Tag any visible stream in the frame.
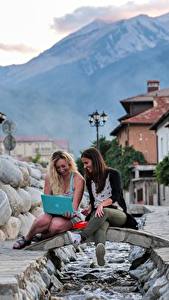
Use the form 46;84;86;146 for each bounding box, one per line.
51;241;143;300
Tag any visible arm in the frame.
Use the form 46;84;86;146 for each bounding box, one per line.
109;169;127;212
44;175;52;195
95;198;112;217
109;169;122;202
72;173;85;211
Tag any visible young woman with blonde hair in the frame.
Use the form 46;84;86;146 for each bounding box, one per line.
13;150;85;249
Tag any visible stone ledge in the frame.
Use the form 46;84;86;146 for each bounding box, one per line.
0;276;18;297
25;226;169;252
151;248;169;275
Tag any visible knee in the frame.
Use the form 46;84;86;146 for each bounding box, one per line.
48;220;62;234
35;214;52;227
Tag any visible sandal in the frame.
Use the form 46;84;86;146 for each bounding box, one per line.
13;236;31;249
32;233;44;243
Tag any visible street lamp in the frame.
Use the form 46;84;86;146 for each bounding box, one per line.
88;110;108;149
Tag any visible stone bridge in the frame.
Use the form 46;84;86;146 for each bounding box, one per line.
26;204;169;251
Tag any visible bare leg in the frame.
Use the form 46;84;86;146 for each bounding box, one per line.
46;216;73;238
26;213;53;241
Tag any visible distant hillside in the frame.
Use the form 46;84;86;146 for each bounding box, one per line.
0;12;169;155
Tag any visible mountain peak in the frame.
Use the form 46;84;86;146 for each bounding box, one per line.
1;12;169;153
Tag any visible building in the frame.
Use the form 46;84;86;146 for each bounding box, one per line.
129;164;158;206
0;136;69;162
110;80;169;164
110;80;169;205
151;109;169;205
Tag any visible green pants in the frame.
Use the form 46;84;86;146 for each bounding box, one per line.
81;208;127;245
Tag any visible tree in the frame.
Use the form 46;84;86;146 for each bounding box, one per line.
105;138;122;169
91;136;112;160
119;146;146;189
77;137;146;190
155;155;169;186
32;152;41;163
106;139;146;189
76;136;112;173
76;157;84;176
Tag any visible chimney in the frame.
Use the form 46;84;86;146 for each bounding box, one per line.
147;80;160;93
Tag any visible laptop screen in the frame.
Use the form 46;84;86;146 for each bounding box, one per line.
41;194;74;215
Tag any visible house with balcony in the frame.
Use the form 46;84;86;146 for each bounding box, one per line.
110;80;169;205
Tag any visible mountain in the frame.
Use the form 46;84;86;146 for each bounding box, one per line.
1;12;169;155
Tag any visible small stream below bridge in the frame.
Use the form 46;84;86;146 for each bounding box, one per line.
51;241;143;300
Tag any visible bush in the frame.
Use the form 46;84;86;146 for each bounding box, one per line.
155;155;169;186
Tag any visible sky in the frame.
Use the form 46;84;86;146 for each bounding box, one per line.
0;0;169;66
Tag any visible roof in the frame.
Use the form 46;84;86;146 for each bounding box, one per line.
122;96;169;125
121;87;169;103
0;135;69;147
150;109;169;130
110;123;125;136
120;87;169;112
53;139;69;149
110;96;169;136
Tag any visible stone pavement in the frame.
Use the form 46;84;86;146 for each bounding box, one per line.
0;241;47;299
143;205;169;239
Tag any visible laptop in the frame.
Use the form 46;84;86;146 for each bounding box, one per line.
41;194;74;215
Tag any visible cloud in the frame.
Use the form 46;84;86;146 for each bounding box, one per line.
51;1;169;35
0;43;37;53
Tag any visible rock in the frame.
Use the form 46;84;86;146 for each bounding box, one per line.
17;188;32;213
19;166;31;187
0;189;12;225
29;166;42;180
0;229;6;240
25;186;42;208
30;176;43;189
0;157;23;188
31;206;43;217
0;182;25;216
130;250;151;270
18;212;35;236
54;248;70;264
1;216;21;239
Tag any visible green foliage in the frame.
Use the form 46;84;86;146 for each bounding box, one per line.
77;136;112;174
91;136;112;160
155;155;169;186
32;152;41;163
105;139;122;168
77;137;146;190
76;157;84;175
105;139;146;190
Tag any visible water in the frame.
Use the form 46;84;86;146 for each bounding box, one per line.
51;242;142;300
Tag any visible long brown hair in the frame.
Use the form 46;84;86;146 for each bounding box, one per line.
48;150;77;194
81;147;108;193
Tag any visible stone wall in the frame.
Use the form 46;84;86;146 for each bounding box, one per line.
0;155;44;241
130;247;169;299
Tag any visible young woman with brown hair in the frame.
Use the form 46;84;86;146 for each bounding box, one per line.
68;147;127;266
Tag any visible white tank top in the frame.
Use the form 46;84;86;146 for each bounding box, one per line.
91;174;112;208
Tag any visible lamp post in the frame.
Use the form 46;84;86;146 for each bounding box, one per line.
88;110;108;149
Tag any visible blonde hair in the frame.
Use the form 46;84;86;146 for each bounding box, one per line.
48;151;77;194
